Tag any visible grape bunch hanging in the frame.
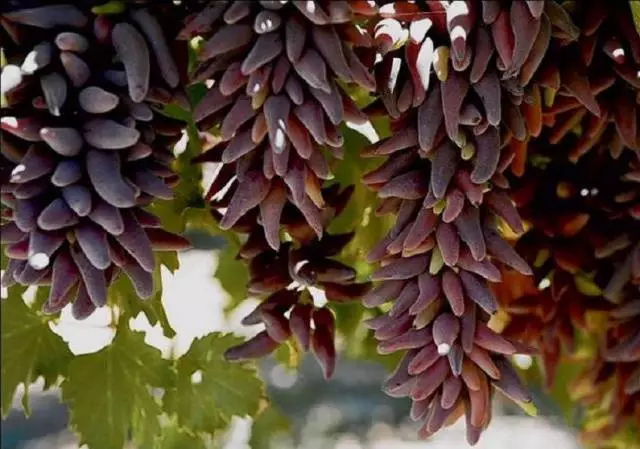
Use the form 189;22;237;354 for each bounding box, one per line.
0;2;190;318
1;0;639;447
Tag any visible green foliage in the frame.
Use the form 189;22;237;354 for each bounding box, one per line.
154;419;207;449
215;239;250;308
1;289;72;416
163;333;263;434
61;327;171;449
630;1;640;37
110;262;176;338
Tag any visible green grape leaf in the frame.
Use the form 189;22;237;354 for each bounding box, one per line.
154;420;207;449
249;405;291;449
273;340;301;370
111;263;176;338
164;333;263;435
630;1;640;37
1;289;72;416
61;327;172;449
157;250;180;274
216;241;249;307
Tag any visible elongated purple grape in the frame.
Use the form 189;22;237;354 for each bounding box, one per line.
45;248;79;313
411;272;441;314
62;185;92;217
261;308;292;343
364;128;418;157
379;170;429;200
15;263;49;286
121;260;154;298
40;72;67;116
473;70;501;127
6;238;29;259
84;119;140;150
1;65;23;95
40;127;83;156
220;171;271;230
130;169;173;199
435;223;460;267
411;357;450;401
225;331;279;361
308;84;344;126
471;127;500;184
74;223;111;270
470;27;494;83
362;279;405;308
15;198;44;232
131;8;179;88
112;22;150;102
389;280;420;317
87;150;137;208
113;210;155;272
2;117;44;142
71;283;97;320
475;322;516;354
78;86;120;114
441;72;469;140
372;255;430;281
37;198;79;230
454;206;486;261
55;31;89;52
9;145;56;184
20;41;53;75
51;160;82;187
27;229;65;269
493;357;532;403
294;48;330;93
13;178;50;200
442;269;465;316
459;271;498;315
70;246;107;307
0;222;26;244
378;327;433;354
146;228;190;251
432;312;460;352
484;226;532;275
311;328;336;379
430;141;458;199
60;51;90;87
4;4;87;29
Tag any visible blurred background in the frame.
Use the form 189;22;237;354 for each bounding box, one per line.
1;248;584;449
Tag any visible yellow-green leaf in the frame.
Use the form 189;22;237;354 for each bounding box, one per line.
631;1;640;37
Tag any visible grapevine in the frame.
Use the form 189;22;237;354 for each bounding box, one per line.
0;1;639;448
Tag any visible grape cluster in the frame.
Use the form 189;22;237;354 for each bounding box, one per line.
533;1;639;164
495;149;640;441
183;0;376;378
357;1;553;443
215;184;371;379
180;0;377;248
0;2;189;318
0;0;638;445
493;0;640;440
494;149;637;384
